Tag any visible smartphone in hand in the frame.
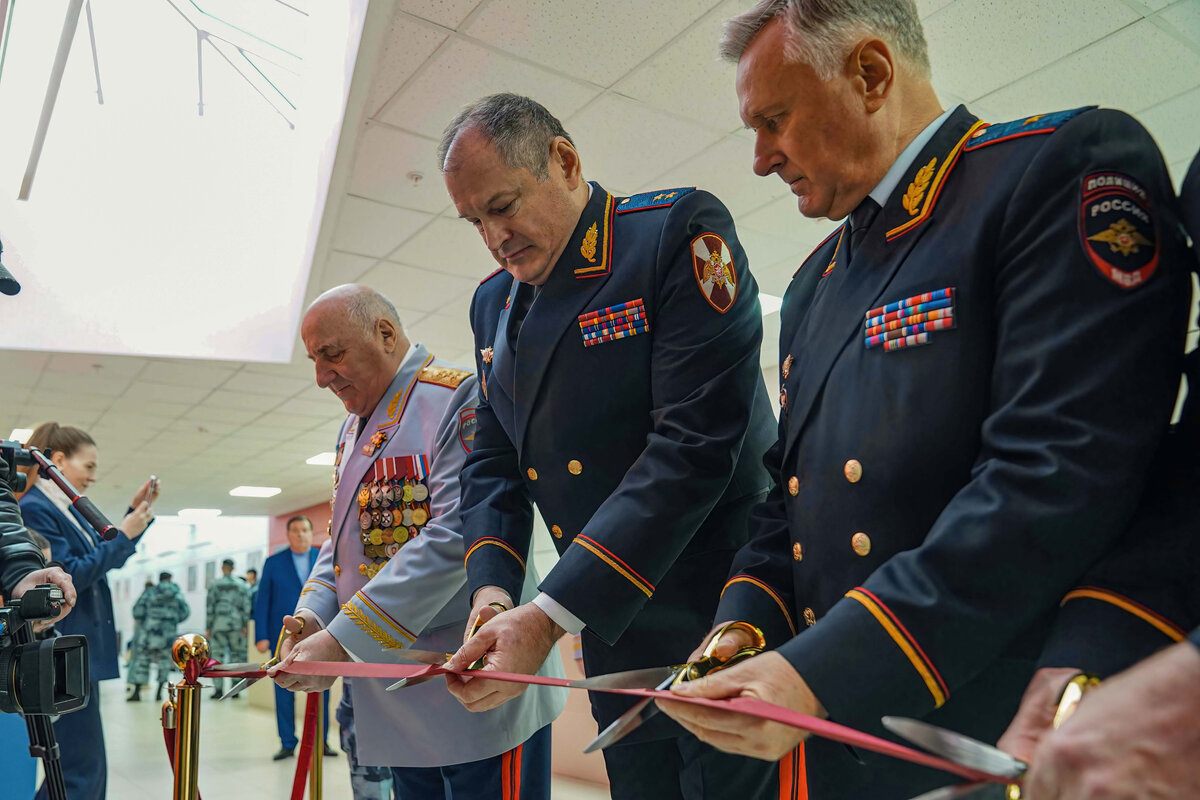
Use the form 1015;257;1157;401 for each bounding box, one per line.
146;475;158;505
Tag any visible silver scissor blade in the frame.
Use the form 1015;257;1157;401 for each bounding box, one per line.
206;662;264;672
569;665;682;690
584;696;657;753
908;781;1010;800
219;677;254;699
882;717;1027;780
583;667;682;752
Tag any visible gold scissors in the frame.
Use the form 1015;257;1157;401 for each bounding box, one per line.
216;620;303;700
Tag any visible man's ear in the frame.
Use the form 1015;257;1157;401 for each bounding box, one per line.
852;38;894;113
552;137;584;190
378;319;398;353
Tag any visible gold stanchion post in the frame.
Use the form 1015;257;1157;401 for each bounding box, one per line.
309;691;324;799
170;634;210;800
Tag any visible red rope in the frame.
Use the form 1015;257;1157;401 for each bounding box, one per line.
289;693;320;800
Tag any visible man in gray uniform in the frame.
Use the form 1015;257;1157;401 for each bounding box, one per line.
207;558;251;699
271;284;564;800
128;571;190;701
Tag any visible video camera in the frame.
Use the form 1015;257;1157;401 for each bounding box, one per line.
0;585;89;715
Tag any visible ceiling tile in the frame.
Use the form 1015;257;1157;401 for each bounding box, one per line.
407;312;476;353
19;404;102;428
377;37;601;139
736;229;813;278
354;262;481;317
978;21;1200;116
139;361;239;389
318;250;378;290
612;0;744;134
925;0;1140;101
219;372;313;397
237;360;316;380
199;390;285;411
121;382;212;405
1158;1;1200;49
386;217;499;279
43;352;147;377
436;289;476;319
182;405;267;426
1170;158;1193;192
639;136;790;217
0;351;49;385
739;195;839;242
398;0;483;29
1139;85;1200;167
568;94;724;191
349;124;453;213
36;370;132;397
464;0;718;86
274;396;344;418
332;197;435;258
917;0;961;17
367;13;449;117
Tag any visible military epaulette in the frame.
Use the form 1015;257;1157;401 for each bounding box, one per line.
418;365;471;389
479;267;506;285
616;187;695;214
963;106;1095;152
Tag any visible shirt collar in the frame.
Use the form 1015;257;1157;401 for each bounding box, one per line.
867;106;956;209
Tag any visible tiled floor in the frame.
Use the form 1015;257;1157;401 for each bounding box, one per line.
51;681;611;798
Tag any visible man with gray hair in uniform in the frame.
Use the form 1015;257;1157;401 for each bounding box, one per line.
269;284;564;800
660;1;1190;798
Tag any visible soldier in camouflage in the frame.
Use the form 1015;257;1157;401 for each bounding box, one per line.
127;571;190;702
207;558;252;699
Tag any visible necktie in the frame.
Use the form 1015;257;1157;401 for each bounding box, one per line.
847;197;881;266
508;283;537;348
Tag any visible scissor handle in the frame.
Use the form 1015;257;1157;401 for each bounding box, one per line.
1007;672;1101;799
270;618;305;665
676;621;767;685
466;602;507;671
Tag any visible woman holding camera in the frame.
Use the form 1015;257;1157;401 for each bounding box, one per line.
18;422;156;800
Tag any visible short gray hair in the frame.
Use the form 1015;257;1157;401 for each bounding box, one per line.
720;0;931;81
438;93;575;180
310;284;402;340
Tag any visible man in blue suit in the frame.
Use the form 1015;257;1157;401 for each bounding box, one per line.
254;514;334;760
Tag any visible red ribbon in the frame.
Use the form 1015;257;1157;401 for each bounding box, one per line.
202;661;1003;785
289;693;320;800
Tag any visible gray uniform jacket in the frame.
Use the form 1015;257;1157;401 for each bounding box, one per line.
296;345;565;767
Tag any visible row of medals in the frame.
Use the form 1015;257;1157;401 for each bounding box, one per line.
357;478;430;578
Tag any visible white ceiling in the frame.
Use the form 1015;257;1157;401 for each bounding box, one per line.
4;0;1199;518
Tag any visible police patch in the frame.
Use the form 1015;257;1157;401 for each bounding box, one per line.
459;409;477;454
1080;171;1158;290
692;233;738;313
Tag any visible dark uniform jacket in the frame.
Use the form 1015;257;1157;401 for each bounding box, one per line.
19;484;140;681
462;182;775;737
1039;149;1200;672
716;106;1191;798
0;457;45;596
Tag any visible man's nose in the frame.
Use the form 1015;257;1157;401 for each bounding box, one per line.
753;134;783;178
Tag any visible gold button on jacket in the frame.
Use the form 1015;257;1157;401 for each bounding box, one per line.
526;467;538;481
844;459;863;483
787;476;800;496
803;608;817;627
551;525;563;538
567;460;583;475
852;532;872;557
792;542;803;562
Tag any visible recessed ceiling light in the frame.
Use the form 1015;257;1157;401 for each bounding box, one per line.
229;486;281;498
306;452;336;466
8;428;33;442
760;293;783;316
178;508;222;519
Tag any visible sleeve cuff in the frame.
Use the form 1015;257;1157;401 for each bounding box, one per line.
715;575;797;650
1039;587;1187;676
778;590;948;729
532;592;585;635
327;590;419;659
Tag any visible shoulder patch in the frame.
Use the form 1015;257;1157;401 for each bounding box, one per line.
616;187;696;214
418;365;472;389
479;267;506;285
692;233;738;313
963;106;1095;152
1080;171;1158;290
458;408;477;454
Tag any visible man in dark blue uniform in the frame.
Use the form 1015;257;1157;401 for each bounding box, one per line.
991;151;1200;798
436;93;784;798
661;3;1193;798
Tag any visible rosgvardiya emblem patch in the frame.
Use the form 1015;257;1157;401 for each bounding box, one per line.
692;233;738;313
1080;171;1158;290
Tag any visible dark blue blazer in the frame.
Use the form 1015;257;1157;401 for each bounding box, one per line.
19;486;138;681
253;546;319;646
